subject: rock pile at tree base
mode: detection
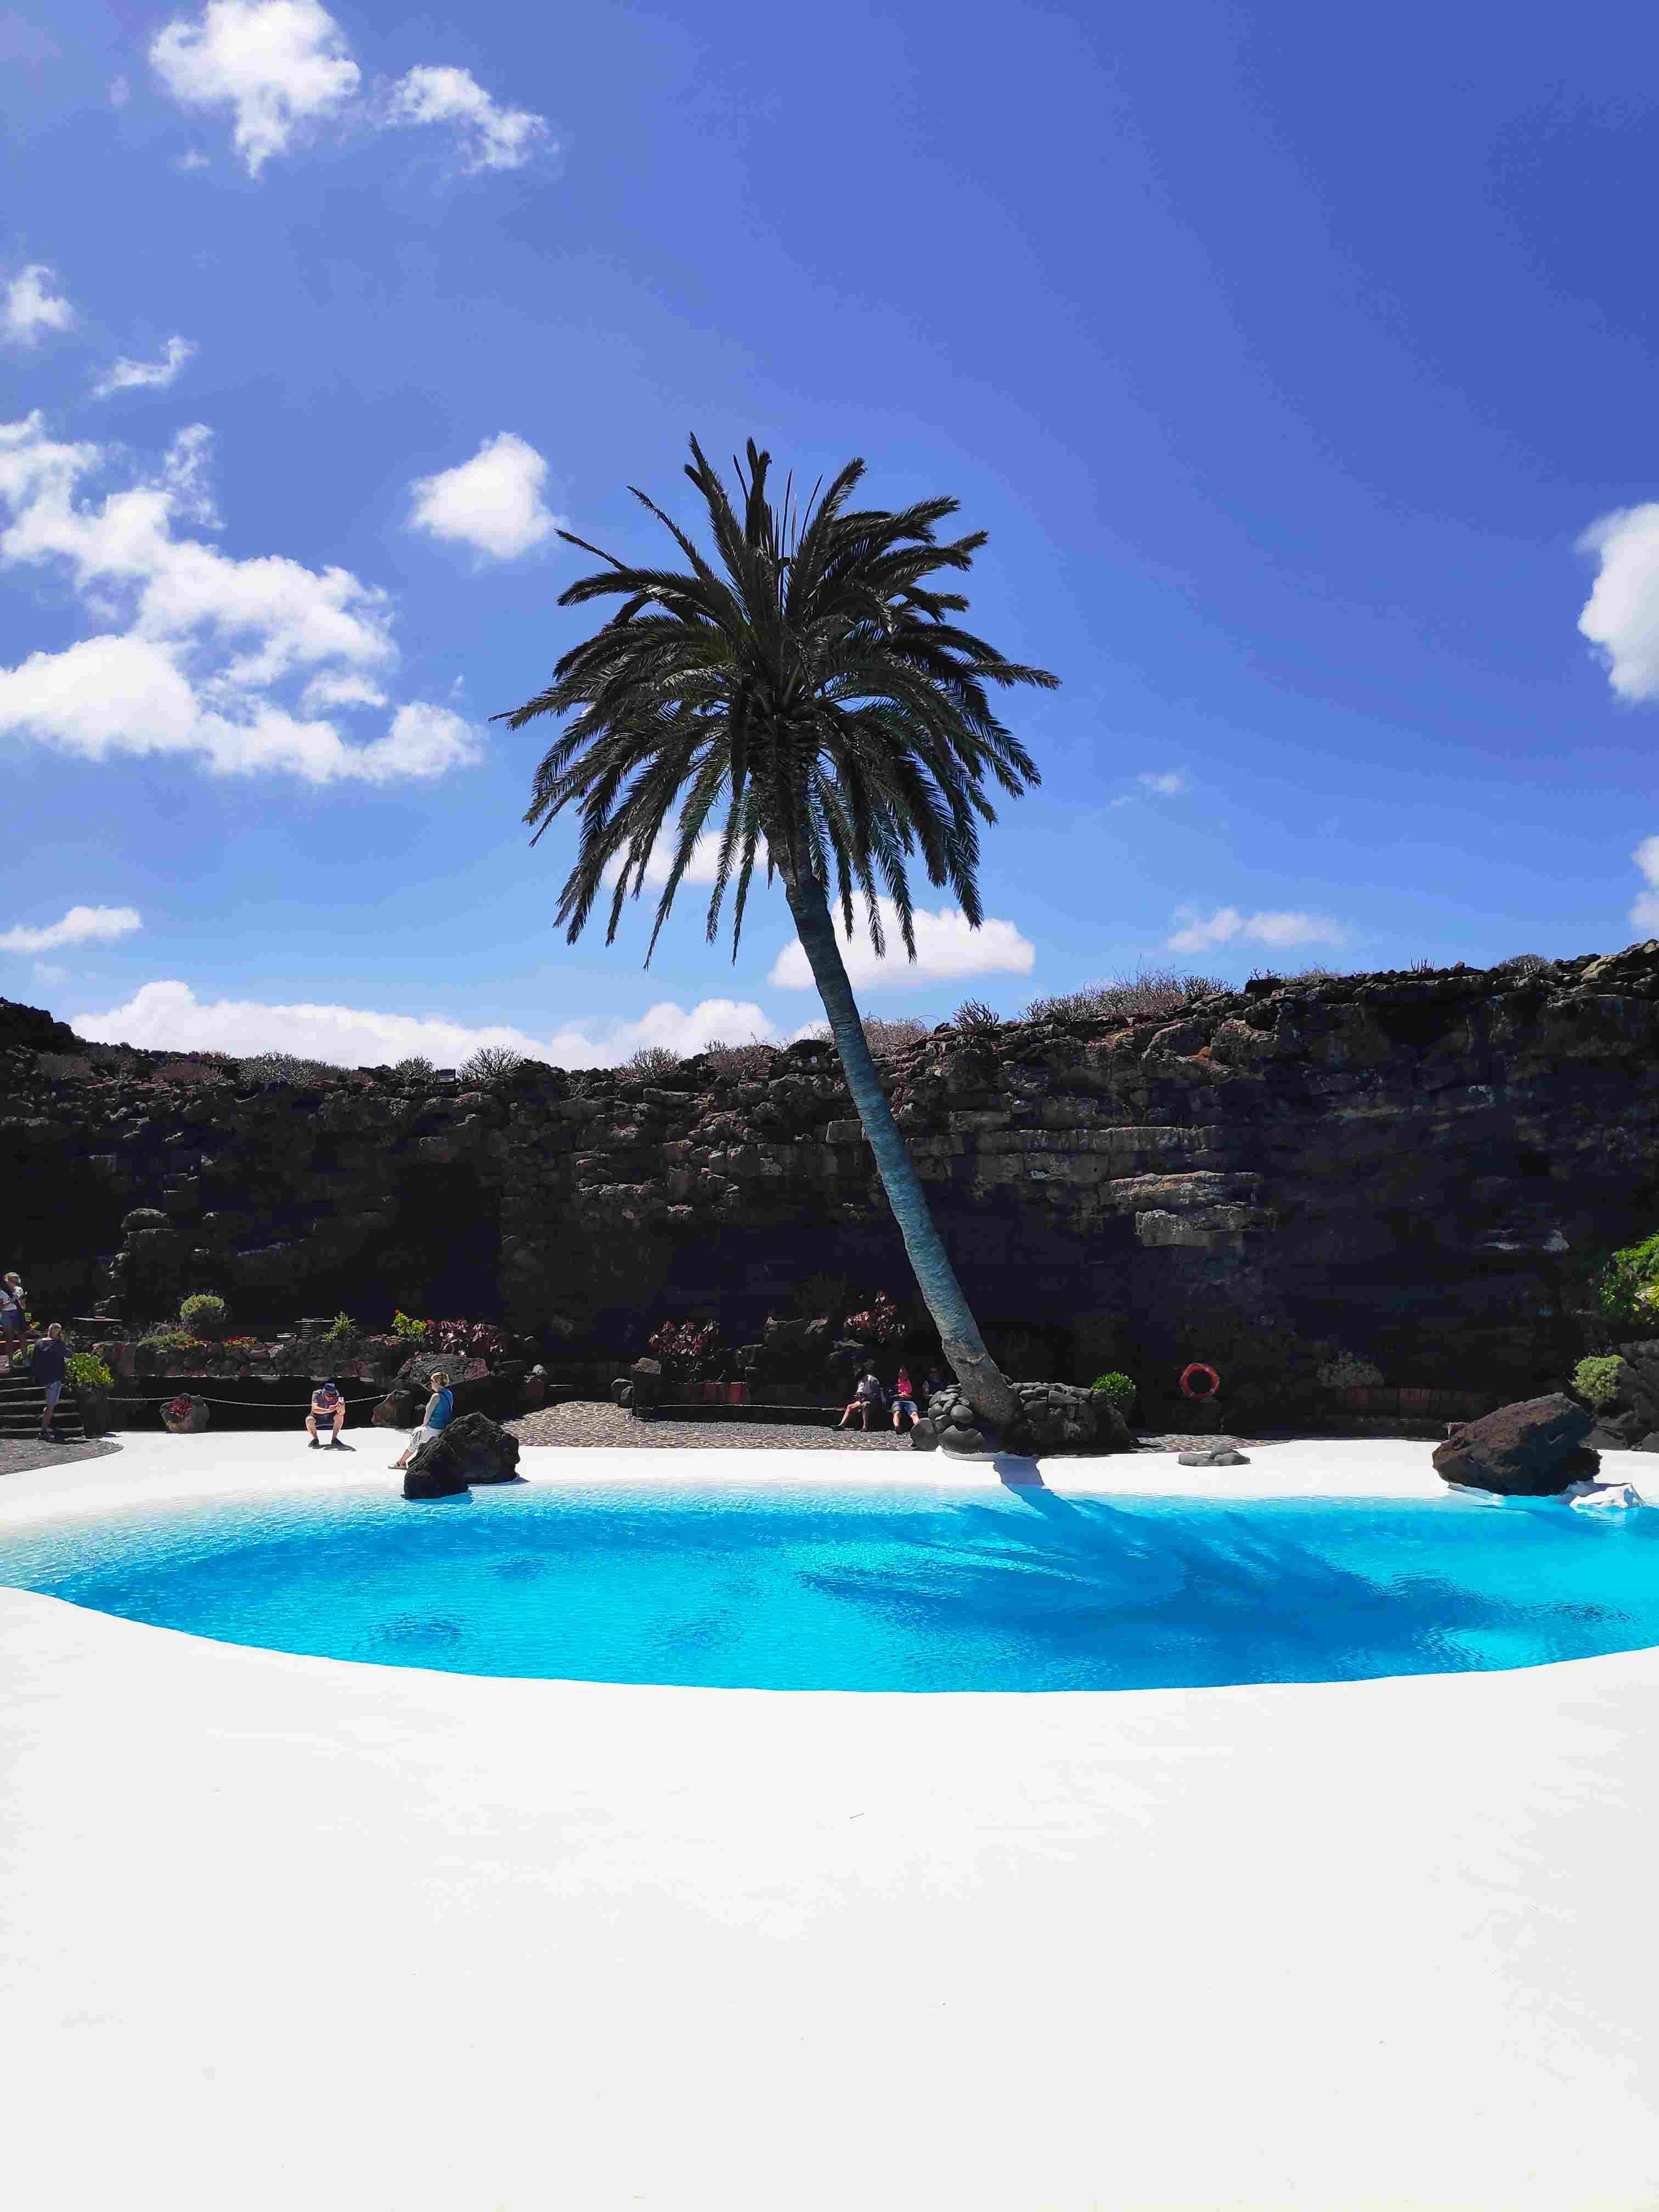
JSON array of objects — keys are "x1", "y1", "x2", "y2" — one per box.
[{"x1": 909, "y1": 1381, "x2": 1135, "y2": 1459}]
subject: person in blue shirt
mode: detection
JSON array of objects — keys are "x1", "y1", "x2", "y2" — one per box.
[
  {"x1": 392, "y1": 1368, "x2": 454, "y2": 1470},
  {"x1": 32, "y1": 1323, "x2": 69, "y2": 1441}
]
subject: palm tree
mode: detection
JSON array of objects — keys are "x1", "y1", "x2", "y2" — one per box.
[{"x1": 496, "y1": 438, "x2": 1057, "y2": 1439}]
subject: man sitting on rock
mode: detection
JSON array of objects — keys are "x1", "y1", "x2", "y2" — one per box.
[
  {"x1": 837, "y1": 1369, "x2": 885, "y2": 1431},
  {"x1": 392, "y1": 1368, "x2": 454, "y2": 1471},
  {"x1": 307, "y1": 1380, "x2": 347, "y2": 1449}
]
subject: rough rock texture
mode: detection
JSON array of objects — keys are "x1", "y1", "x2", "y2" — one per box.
[
  {"x1": 6, "y1": 942, "x2": 1659, "y2": 1417},
  {"x1": 1581, "y1": 1342, "x2": 1659, "y2": 1451},
  {"x1": 910, "y1": 1380, "x2": 1135, "y2": 1458},
  {"x1": 405, "y1": 1410, "x2": 521, "y2": 1489},
  {"x1": 403, "y1": 1454, "x2": 467, "y2": 1500},
  {"x1": 1177, "y1": 1447, "x2": 1250, "y2": 1466},
  {"x1": 1432, "y1": 1392, "x2": 1600, "y2": 1495}
]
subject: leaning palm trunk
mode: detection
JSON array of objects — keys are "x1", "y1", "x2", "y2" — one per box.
[
  {"x1": 786, "y1": 874, "x2": 1021, "y2": 1434},
  {"x1": 499, "y1": 437, "x2": 1058, "y2": 1446}
]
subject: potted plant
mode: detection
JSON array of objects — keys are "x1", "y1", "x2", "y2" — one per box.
[
  {"x1": 161, "y1": 1391, "x2": 210, "y2": 1435},
  {"x1": 66, "y1": 1351, "x2": 115, "y2": 1436}
]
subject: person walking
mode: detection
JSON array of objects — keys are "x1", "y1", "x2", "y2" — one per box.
[
  {"x1": 1, "y1": 1272, "x2": 26, "y2": 1348},
  {"x1": 306, "y1": 1380, "x2": 347, "y2": 1449},
  {"x1": 392, "y1": 1368, "x2": 455, "y2": 1470},
  {"x1": 32, "y1": 1322, "x2": 68, "y2": 1442},
  {"x1": 890, "y1": 1365, "x2": 919, "y2": 1432}
]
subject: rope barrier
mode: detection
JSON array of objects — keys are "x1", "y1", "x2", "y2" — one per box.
[{"x1": 121, "y1": 1390, "x2": 392, "y2": 1408}]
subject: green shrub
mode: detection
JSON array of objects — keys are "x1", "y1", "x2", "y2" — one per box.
[
  {"x1": 1090, "y1": 1372, "x2": 1137, "y2": 1411},
  {"x1": 1595, "y1": 1233, "x2": 1659, "y2": 1327},
  {"x1": 1316, "y1": 1350, "x2": 1385, "y2": 1390},
  {"x1": 392, "y1": 1310, "x2": 430, "y2": 1339},
  {"x1": 179, "y1": 1293, "x2": 229, "y2": 1333},
  {"x1": 66, "y1": 1352, "x2": 113, "y2": 1390},
  {"x1": 1573, "y1": 1355, "x2": 1628, "y2": 1411},
  {"x1": 140, "y1": 1326, "x2": 196, "y2": 1352},
  {"x1": 323, "y1": 1310, "x2": 357, "y2": 1345}
]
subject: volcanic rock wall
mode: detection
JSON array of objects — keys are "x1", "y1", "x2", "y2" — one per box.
[{"x1": 4, "y1": 940, "x2": 1657, "y2": 1419}]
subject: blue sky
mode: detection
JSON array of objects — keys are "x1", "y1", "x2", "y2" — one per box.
[{"x1": 4, "y1": 0, "x2": 1659, "y2": 1067}]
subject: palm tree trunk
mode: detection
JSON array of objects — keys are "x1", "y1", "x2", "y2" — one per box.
[{"x1": 783, "y1": 874, "x2": 1022, "y2": 1436}]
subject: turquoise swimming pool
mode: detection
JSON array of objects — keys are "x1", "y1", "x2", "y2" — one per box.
[{"x1": 1, "y1": 1480, "x2": 1652, "y2": 1691}]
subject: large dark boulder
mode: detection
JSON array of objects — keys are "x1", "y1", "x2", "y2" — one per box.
[
  {"x1": 1432, "y1": 1392, "x2": 1600, "y2": 1496},
  {"x1": 405, "y1": 1410, "x2": 521, "y2": 1493},
  {"x1": 403, "y1": 1454, "x2": 467, "y2": 1499}
]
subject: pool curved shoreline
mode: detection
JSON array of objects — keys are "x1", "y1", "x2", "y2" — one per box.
[{"x1": 5, "y1": 1434, "x2": 1659, "y2": 2210}]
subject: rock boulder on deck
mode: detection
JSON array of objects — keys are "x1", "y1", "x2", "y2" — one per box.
[{"x1": 1431, "y1": 1392, "x2": 1599, "y2": 1496}]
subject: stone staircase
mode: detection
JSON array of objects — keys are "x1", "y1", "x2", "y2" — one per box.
[{"x1": 0, "y1": 1369, "x2": 86, "y2": 1442}]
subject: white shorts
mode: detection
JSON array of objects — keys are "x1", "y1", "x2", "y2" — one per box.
[{"x1": 408, "y1": 1424, "x2": 438, "y2": 1450}]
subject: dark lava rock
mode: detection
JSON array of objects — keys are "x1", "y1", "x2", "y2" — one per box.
[
  {"x1": 405, "y1": 1410, "x2": 521, "y2": 1493},
  {"x1": 910, "y1": 1380, "x2": 1133, "y2": 1458},
  {"x1": 374, "y1": 1387, "x2": 419, "y2": 1428},
  {"x1": 403, "y1": 1454, "x2": 468, "y2": 1499},
  {"x1": 1432, "y1": 1392, "x2": 1600, "y2": 1496}
]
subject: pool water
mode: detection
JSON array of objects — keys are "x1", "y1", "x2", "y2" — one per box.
[{"x1": 2, "y1": 1481, "x2": 1655, "y2": 1691}]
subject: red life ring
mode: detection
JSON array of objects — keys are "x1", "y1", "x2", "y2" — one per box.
[{"x1": 1179, "y1": 1362, "x2": 1221, "y2": 1400}]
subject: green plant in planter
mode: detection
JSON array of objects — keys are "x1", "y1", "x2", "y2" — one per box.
[
  {"x1": 1090, "y1": 1372, "x2": 1137, "y2": 1413},
  {"x1": 66, "y1": 1352, "x2": 114, "y2": 1390},
  {"x1": 179, "y1": 1293, "x2": 229, "y2": 1334},
  {"x1": 392, "y1": 1310, "x2": 430, "y2": 1339},
  {"x1": 324, "y1": 1310, "x2": 357, "y2": 1346},
  {"x1": 140, "y1": 1326, "x2": 197, "y2": 1353},
  {"x1": 1573, "y1": 1355, "x2": 1627, "y2": 1411}
]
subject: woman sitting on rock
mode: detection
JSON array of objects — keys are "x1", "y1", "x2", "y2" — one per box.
[
  {"x1": 392, "y1": 1368, "x2": 455, "y2": 1471},
  {"x1": 890, "y1": 1367, "x2": 919, "y2": 1431}
]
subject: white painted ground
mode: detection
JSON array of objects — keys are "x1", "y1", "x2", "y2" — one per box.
[{"x1": 3, "y1": 1432, "x2": 1658, "y2": 2211}]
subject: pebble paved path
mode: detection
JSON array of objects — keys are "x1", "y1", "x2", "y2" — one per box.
[
  {"x1": 0, "y1": 1437, "x2": 122, "y2": 1479},
  {"x1": 507, "y1": 1402, "x2": 1258, "y2": 1455}
]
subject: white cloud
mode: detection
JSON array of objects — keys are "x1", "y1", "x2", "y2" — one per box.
[
  {"x1": 92, "y1": 336, "x2": 198, "y2": 399},
  {"x1": 149, "y1": 0, "x2": 360, "y2": 175},
  {"x1": 1580, "y1": 507, "x2": 1659, "y2": 703},
  {"x1": 69, "y1": 980, "x2": 788, "y2": 1070},
  {"x1": 1632, "y1": 835, "x2": 1659, "y2": 935},
  {"x1": 3, "y1": 264, "x2": 73, "y2": 347},
  {"x1": 0, "y1": 411, "x2": 483, "y2": 784},
  {"x1": 769, "y1": 901, "x2": 1036, "y2": 991},
  {"x1": 1137, "y1": 769, "x2": 1188, "y2": 797},
  {"x1": 174, "y1": 150, "x2": 211, "y2": 172},
  {"x1": 1165, "y1": 905, "x2": 1348, "y2": 954},
  {"x1": 408, "y1": 433, "x2": 559, "y2": 562},
  {"x1": 148, "y1": 4, "x2": 552, "y2": 181},
  {"x1": 384, "y1": 64, "x2": 552, "y2": 173},
  {"x1": 0, "y1": 904, "x2": 142, "y2": 955}
]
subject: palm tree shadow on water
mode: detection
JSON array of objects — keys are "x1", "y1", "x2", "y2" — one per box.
[{"x1": 795, "y1": 1469, "x2": 1637, "y2": 1688}]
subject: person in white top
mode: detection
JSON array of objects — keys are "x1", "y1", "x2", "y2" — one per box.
[{"x1": 0, "y1": 1272, "x2": 26, "y2": 1346}]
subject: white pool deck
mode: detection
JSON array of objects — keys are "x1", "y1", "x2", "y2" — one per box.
[{"x1": 3, "y1": 1434, "x2": 1658, "y2": 2212}]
